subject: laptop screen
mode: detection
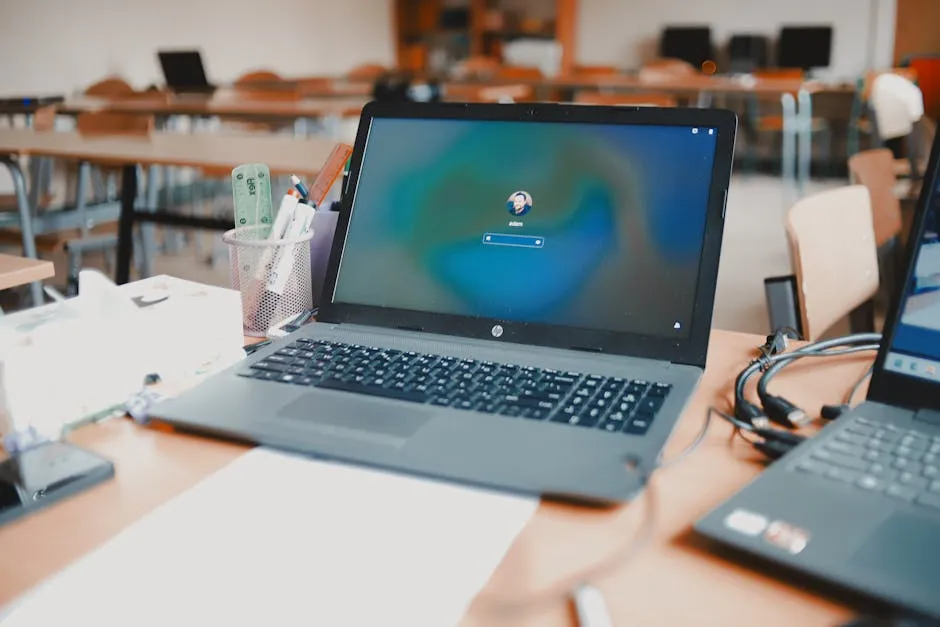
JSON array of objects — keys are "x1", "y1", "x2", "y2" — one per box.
[
  {"x1": 332, "y1": 116, "x2": 719, "y2": 340},
  {"x1": 884, "y1": 175, "x2": 940, "y2": 382}
]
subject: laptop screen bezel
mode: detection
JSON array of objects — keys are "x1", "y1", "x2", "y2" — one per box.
[
  {"x1": 318, "y1": 101, "x2": 736, "y2": 369},
  {"x1": 868, "y1": 131, "x2": 940, "y2": 411}
]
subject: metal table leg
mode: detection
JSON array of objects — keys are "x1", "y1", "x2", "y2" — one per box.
[
  {"x1": 139, "y1": 164, "x2": 159, "y2": 279},
  {"x1": 0, "y1": 156, "x2": 43, "y2": 306},
  {"x1": 116, "y1": 164, "x2": 138, "y2": 285},
  {"x1": 797, "y1": 89, "x2": 813, "y2": 197},
  {"x1": 781, "y1": 93, "x2": 797, "y2": 210}
]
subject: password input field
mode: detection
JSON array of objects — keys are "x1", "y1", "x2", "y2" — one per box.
[{"x1": 482, "y1": 233, "x2": 545, "y2": 248}]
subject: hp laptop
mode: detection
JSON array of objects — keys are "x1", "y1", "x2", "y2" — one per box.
[
  {"x1": 696, "y1": 131, "x2": 940, "y2": 619},
  {"x1": 152, "y1": 102, "x2": 736, "y2": 504},
  {"x1": 157, "y1": 50, "x2": 216, "y2": 95}
]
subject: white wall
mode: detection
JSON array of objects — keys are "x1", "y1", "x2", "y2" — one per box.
[
  {"x1": 0, "y1": 0, "x2": 395, "y2": 96},
  {"x1": 576, "y1": 0, "x2": 897, "y2": 79}
]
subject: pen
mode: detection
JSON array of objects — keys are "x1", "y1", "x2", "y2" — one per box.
[
  {"x1": 571, "y1": 584, "x2": 613, "y2": 627},
  {"x1": 290, "y1": 174, "x2": 309, "y2": 201}
]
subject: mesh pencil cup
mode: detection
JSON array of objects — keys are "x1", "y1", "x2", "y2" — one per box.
[{"x1": 223, "y1": 225, "x2": 314, "y2": 336}]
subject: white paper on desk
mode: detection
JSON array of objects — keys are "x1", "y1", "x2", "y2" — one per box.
[{"x1": 1, "y1": 448, "x2": 538, "y2": 627}]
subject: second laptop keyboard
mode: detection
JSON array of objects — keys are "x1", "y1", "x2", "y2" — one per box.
[{"x1": 240, "y1": 338, "x2": 673, "y2": 436}]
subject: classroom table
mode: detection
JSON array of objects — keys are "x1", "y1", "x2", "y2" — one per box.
[
  {"x1": 0, "y1": 129, "x2": 337, "y2": 292},
  {"x1": 442, "y1": 73, "x2": 854, "y2": 199},
  {"x1": 0, "y1": 329, "x2": 874, "y2": 626},
  {"x1": 58, "y1": 91, "x2": 368, "y2": 123},
  {"x1": 0, "y1": 253, "x2": 53, "y2": 291}
]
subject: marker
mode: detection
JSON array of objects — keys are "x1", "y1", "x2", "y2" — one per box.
[
  {"x1": 290, "y1": 174, "x2": 309, "y2": 201},
  {"x1": 253, "y1": 188, "x2": 301, "y2": 281},
  {"x1": 265, "y1": 202, "x2": 316, "y2": 296}
]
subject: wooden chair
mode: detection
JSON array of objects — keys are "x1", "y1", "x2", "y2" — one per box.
[
  {"x1": 786, "y1": 186, "x2": 879, "y2": 340},
  {"x1": 849, "y1": 148, "x2": 909, "y2": 307},
  {"x1": 234, "y1": 70, "x2": 283, "y2": 86},
  {"x1": 574, "y1": 92, "x2": 677, "y2": 107},
  {"x1": 76, "y1": 112, "x2": 154, "y2": 137},
  {"x1": 84, "y1": 76, "x2": 135, "y2": 98},
  {"x1": 848, "y1": 149, "x2": 903, "y2": 248},
  {"x1": 346, "y1": 64, "x2": 388, "y2": 81}
]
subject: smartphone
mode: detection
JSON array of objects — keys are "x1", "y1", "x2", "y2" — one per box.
[{"x1": 0, "y1": 441, "x2": 115, "y2": 527}]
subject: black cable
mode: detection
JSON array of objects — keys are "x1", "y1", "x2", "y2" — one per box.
[
  {"x1": 736, "y1": 333, "x2": 881, "y2": 428},
  {"x1": 656, "y1": 405, "x2": 715, "y2": 469},
  {"x1": 847, "y1": 365, "x2": 875, "y2": 405},
  {"x1": 756, "y1": 342, "x2": 880, "y2": 428}
]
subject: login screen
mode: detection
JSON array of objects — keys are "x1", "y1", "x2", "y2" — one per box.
[{"x1": 332, "y1": 117, "x2": 719, "y2": 339}]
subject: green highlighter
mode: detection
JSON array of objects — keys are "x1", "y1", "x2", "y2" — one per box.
[{"x1": 231, "y1": 163, "x2": 275, "y2": 236}]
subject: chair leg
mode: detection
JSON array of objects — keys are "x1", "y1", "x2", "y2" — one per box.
[
  {"x1": 0, "y1": 156, "x2": 43, "y2": 306},
  {"x1": 849, "y1": 299, "x2": 877, "y2": 334}
]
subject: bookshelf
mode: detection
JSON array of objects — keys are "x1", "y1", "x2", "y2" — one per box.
[{"x1": 394, "y1": 0, "x2": 577, "y2": 75}]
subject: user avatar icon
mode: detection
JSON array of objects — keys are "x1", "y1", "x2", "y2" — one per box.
[{"x1": 506, "y1": 191, "x2": 533, "y2": 216}]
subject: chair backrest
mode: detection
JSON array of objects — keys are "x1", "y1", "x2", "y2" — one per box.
[
  {"x1": 786, "y1": 185, "x2": 879, "y2": 340},
  {"x1": 346, "y1": 63, "x2": 388, "y2": 81},
  {"x1": 76, "y1": 112, "x2": 154, "y2": 137},
  {"x1": 234, "y1": 70, "x2": 283, "y2": 86},
  {"x1": 847, "y1": 148, "x2": 903, "y2": 247},
  {"x1": 84, "y1": 76, "x2": 135, "y2": 98},
  {"x1": 232, "y1": 70, "x2": 300, "y2": 102},
  {"x1": 574, "y1": 91, "x2": 677, "y2": 107}
]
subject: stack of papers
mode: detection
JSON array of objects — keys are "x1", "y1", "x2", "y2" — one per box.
[{"x1": 1, "y1": 448, "x2": 538, "y2": 626}]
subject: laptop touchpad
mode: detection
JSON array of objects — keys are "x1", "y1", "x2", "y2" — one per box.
[
  {"x1": 277, "y1": 393, "x2": 430, "y2": 441},
  {"x1": 849, "y1": 512, "x2": 940, "y2": 583}
]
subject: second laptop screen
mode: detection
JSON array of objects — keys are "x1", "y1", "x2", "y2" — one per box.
[{"x1": 333, "y1": 117, "x2": 719, "y2": 340}]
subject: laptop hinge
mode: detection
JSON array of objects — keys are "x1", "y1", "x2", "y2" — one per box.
[
  {"x1": 569, "y1": 346, "x2": 604, "y2": 354},
  {"x1": 914, "y1": 408, "x2": 940, "y2": 427}
]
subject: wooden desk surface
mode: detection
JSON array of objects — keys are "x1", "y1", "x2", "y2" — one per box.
[
  {"x1": 0, "y1": 329, "x2": 871, "y2": 625},
  {"x1": 0, "y1": 129, "x2": 336, "y2": 176},
  {"x1": 442, "y1": 73, "x2": 855, "y2": 98},
  {"x1": 0, "y1": 253, "x2": 54, "y2": 290},
  {"x1": 59, "y1": 91, "x2": 368, "y2": 120}
]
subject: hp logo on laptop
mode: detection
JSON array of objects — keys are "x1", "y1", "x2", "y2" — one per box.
[{"x1": 491, "y1": 324, "x2": 504, "y2": 338}]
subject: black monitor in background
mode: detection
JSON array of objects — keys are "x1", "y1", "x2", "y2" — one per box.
[
  {"x1": 777, "y1": 26, "x2": 833, "y2": 70},
  {"x1": 659, "y1": 26, "x2": 714, "y2": 70},
  {"x1": 157, "y1": 50, "x2": 216, "y2": 94},
  {"x1": 727, "y1": 34, "x2": 769, "y2": 73}
]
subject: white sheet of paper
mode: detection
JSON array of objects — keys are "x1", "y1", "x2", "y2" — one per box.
[{"x1": 1, "y1": 448, "x2": 538, "y2": 627}]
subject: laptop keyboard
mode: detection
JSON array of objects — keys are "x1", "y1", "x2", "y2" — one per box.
[
  {"x1": 792, "y1": 417, "x2": 940, "y2": 512},
  {"x1": 240, "y1": 338, "x2": 673, "y2": 435}
]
